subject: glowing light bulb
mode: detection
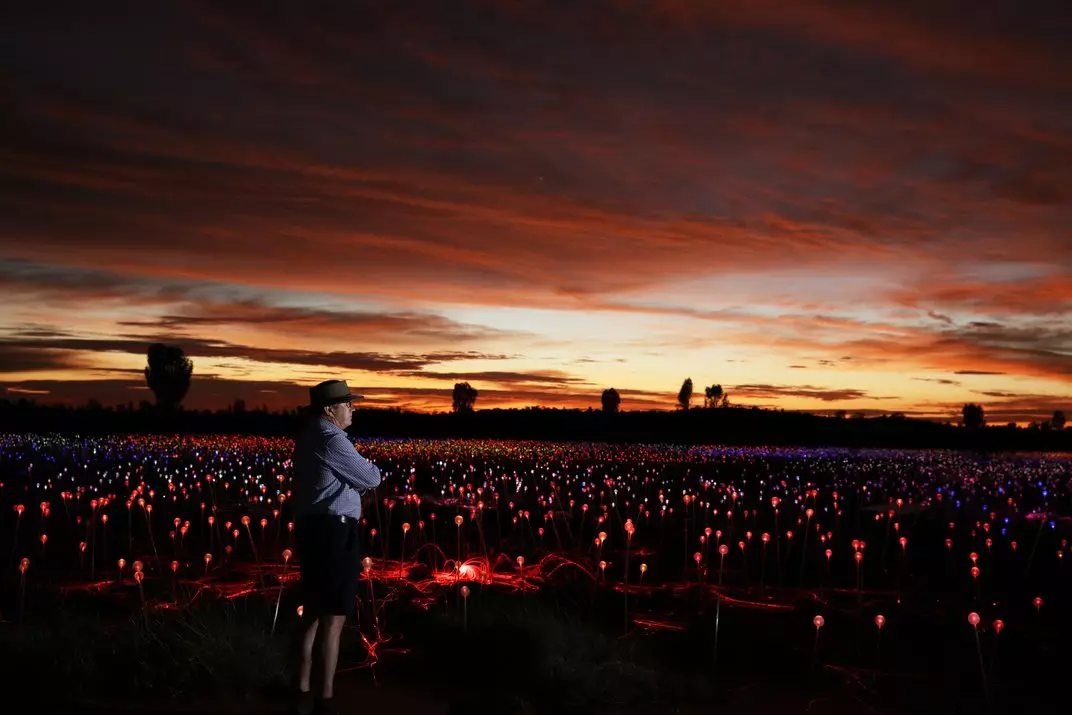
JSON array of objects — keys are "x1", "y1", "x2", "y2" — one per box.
[
  {"x1": 460, "y1": 585, "x2": 470, "y2": 599},
  {"x1": 993, "y1": 619, "x2": 1004, "y2": 634},
  {"x1": 718, "y1": 544, "x2": 729, "y2": 556},
  {"x1": 874, "y1": 614, "x2": 885, "y2": 629},
  {"x1": 968, "y1": 612, "x2": 980, "y2": 627},
  {"x1": 1033, "y1": 596, "x2": 1043, "y2": 612},
  {"x1": 813, "y1": 615, "x2": 824, "y2": 629},
  {"x1": 282, "y1": 549, "x2": 292, "y2": 563}
]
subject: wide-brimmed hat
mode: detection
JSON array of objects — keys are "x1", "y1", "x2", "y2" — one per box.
[{"x1": 309, "y1": 380, "x2": 364, "y2": 408}]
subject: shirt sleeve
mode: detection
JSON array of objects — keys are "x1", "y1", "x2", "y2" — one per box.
[{"x1": 324, "y1": 433, "x2": 382, "y2": 491}]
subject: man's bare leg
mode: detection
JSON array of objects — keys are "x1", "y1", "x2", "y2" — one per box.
[
  {"x1": 296, "y1": 612, "x2": 320, "y2": 693},
  {"x1": 317, "y1": 615, "x2": 347, "y2": 699}
]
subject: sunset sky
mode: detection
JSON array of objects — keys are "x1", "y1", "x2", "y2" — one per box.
[{"x1": 2, "y1": 1, "x2": 1070, "y2": 424}]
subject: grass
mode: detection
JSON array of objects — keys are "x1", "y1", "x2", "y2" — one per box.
[{"x1": 0, "y1": 591, "x2": 288, "y2": 705}]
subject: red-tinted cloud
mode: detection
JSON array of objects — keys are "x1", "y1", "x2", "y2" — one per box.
[{"x1": 2, "y1": 1, "x2": 1070, "y2": 421}]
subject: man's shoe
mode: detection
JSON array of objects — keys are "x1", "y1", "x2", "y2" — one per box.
[
  {"x1": 311, "y1": 697, "x2": 341, "y2": 715},
  {"x1": 291, "y1": 690, "x2": 314, "y2": 715}
]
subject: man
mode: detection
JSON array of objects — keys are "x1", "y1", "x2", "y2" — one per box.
[{"x1": 290, "y1": 379, "x2": 382, "y2": 715}]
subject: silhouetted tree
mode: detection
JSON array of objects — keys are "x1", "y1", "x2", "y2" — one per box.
[
  {"x1": 962, "y1": 402, "x2": 985, "y2": 429},
  {"x1": 1053, "y1": 410, "x2": 1066, "y2": 431},
  {"x1": 601, "y1": 388, "x2": 621, "y2": 413},
  {"x1": 678, "y1": 378, "x2": 693, "y2": 410},
  {"x1": 144, "y1": 343, "x2": 193, "y2": 410},
  {"x1": 452, "y1": 382, "x2": 478, "y2": 413},
  {"x1": 704, "y1": 384, "x2": 723, "y2": 409}
]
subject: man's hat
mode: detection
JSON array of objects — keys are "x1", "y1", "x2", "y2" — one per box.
[{"x1": 309, "y1": 380, "x2": 364, "y2": 408}]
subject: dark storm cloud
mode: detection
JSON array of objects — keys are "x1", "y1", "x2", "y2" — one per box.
[
  {"x1": 2, "y1": 0, "x2": 1071, "y2": 413},
  {"x1": 0, "y1": 335, "x2": 514, "y2": 375},
  {"x1": 3, "y1": 0, "x2": 1069, "y2": 301}
]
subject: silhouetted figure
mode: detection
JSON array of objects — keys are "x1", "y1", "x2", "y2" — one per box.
[
  {"x1": 601, "y1": 388, "x2": 621, "y2": 413},
  {"x1": 452, "y1": 382, "x2": 478, "y2": 413},
  {"x1": 962, "y1": 402, "x2": 985, "y2": 429},
  {"x1": 677, "y1": 378, "x2": 693, "y2": 410},
  {"x1": 291, "y1": 380, "x2": 380, "y2": 715},
  {"x1": 144, "y1": 343, "x2": 193, "y2": 410},
  {"x1": 1053, "y1": 410, "x2": 1066, "y2": 431}
]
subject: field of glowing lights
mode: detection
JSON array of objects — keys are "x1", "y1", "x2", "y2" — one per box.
[{"x1": 1, "y1": 434, "x2": 1070, "y2": 714}]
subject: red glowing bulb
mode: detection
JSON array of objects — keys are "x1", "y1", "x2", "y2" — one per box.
[
  {"x1": 1033, "y1": 596, "x2": 1043, "y2": 611},
  {"x1": 855, "y1": 552, "x2": 863, "y2": 563},
  {"x1": 694, "y1": 552, "x2": 702, "y2": 564},
  {"x1": 874, "y1": 614, "x2": 885, "y2": 629},
  {"x1": 970, "y1": 566, "x2": 980, "y2": 579},
  {"x1": 813, "y1": 615, "x2": 824, "y2": 629},
  {"x1": 968, "y1": 612, "x2": 980, "y2": 627},
  {"x1": 993, "y1": 619, "x2": 1004, "y2": 634},
  {"x1": 825, "y1": 548, "x2": 832, "y2": 560},
  {"x1": 761, "y1": 533, "x2": 770, "y2": 543},
  {"x1": 718, "y1": 544, "x2": 729, "y2": 556}
]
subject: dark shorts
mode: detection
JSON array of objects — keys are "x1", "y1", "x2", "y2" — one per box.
[{"x1": 295, "y1": 515, "x2": 361, "y2": 617}]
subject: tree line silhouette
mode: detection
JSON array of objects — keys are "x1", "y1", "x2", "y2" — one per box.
[{"x1": 1, "y1": 343, "x2": 1067, "y2": 451}]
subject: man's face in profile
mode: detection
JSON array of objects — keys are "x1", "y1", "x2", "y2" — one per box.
[{"x1": 326, "y1": 400, "x2": 354, "y2": 429}]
